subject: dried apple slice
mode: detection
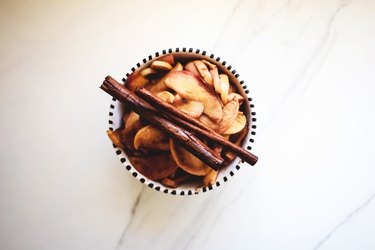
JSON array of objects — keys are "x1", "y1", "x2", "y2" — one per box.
[
  {"x1": 228, "y1": 83, "x2": 236, "y2": 94},
  {"x1": 107, "y1": 129, "x2": 123, "y2": 148},
  {"x1": 129, "y1": 153, "x2": 178, "y2": 181},
  {"x1": 224, "y1": 126, "x2": 248, "y2": 161},
  {"x1": 134, "y1": 125, "x2": 169, "y2": 151},
  {"x1": 158, "y1": 54, "x2": 175, "y2": 65},
  {"x1": 185, "y1": 61, "x2": 200, "y2": 76},
  {"x1": 222, "y1": 113, "x2": 247, "y2": 135},
  {"x1": 124, "y1": 111, "x2": 139, "y2": 130},
  {"x1": 211, "y1": 67, "x2": 221, "y2": 95},
  {"x1": 156, "y1": 91, "x2": 175, "y2": 104},
  {"x1": 121, "y1": 119, "x2": 143, "y2": 150},
  {"x1": 164, "y1": 71, "x2": 223, "y2": 123},
  {"x1": 200, "y1": 60, "x2": 221, "y2": 94},
  {"x1": 199, "y1": 99, "x2": 239, "y2": 134},
  {"x1": 169, "y1": 139, "x2": 211, "y2": 176},
  {"x1": 219, "y1": 74, "x2": 230, "y2": 104},
  {"x1": 203, "y1": 169, "x2": 219, "y2": 186},
  {"x1": 228, "y1": 93, "x2": 244, "y2": 105},
  {"x1": 148, "y1": 62, "x2": 183, "y2": 93},
  {"x1": 161, "y1": 173, "x2": 190, "y2": 188},
  {"x1": 126, "y1": 72, "x2": 149, "y2": 91},
  {"x1": 201, "y1": 59, "x2": 216, "y2": 69},
  {"x1": 174, "y1": 94, "x2": 183, "y2": 102},
  {"x1": 173, "y1": 100, "x2": 204, "y2": 118},
  {"x1": 140, "y1": 67, "x2": 157, "y2": 77},
  {"x1": 194, "y1": 60, "x2": 213, "y2": 87},
  {"x1": 151, "y1": 60, "x2": 173, "y2": 71}
]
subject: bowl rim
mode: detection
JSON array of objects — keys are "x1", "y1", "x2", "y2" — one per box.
[{"x1": 106, "y1": 47, "x2": 257, "y2": 195}]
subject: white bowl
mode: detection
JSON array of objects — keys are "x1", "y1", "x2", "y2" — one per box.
[{"x1": 107, "y1": 48, "x2": 257, "y2": 195}]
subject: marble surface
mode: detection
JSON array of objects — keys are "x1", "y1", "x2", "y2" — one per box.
[{"x1": 1, "y1": 0, "x2": 375, "y2": 249}]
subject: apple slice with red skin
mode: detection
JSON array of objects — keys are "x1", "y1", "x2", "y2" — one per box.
[
  {"x1": 164, "y1": 70, "x2": 223, "y2": 123},
  {"x1": 148, "y1": 62, "x2": 183, "y2": 93},
  {"x1": 199, "y1": 99, "x2": 239, "y2": 134},
  {"x1": 185, "y1": 61, "x2": 200, "y2": 76}
]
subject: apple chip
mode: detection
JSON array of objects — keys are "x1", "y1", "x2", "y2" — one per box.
[
  {"x1": 228, "y1": 93, "x2": 244, "y2": 105},
  {"x1": 194, "y1": 60, "x2": 213, "y2": 87},
  {"x1": 185, "y1": 61, "x2": 200, "y2": 76},
  {"x1": 199, "y1": 99, "x2": 239, "y2": 134},
  {"x1": 148, "y1": 62, "x2": 183, "y2": 93},
  {"x1": 219, "y1": 74, "x2": 230, "y2": 104},
  {"x1": 124, "y1": 111, "x2": 140, "y2": 130},
  {"x1": 126, "y1": 72, "x2": 149, "y2": 91},
  {"x1": 129, "y1": 153, "x2": 178, "y2": 181},
  {"x1": 169, "y1": 139, "x2": 211, "y2": 176},
  {"x1": 203, "y1": 169, "x2": 219, "y2": 187},
  {"x1": 134, "y1": 125, "x2": 169, "y2": 151},
  {"x1": 151, "y1": 60, "x2": 173, "y2": 71},
  {"x1": 158, "y1": 54, "x2": 175, "y2": 65},
  {"x1": 121, "y1": 119, "x2": 143, "y2": 150},
  {"x1": 140, "y1": 67, "x2": 157, "y2": 77},
  {"x1": 173, "y1": 100, "x2": 204, "y2": 118},
  {"x1": 222, "y1": 113, "x2": 247, "y2": 135},
  {"x1": 156, "y1": 91, "x2": 175, "y2": 104},
  {"x1": 107, "y1": 129, "x2": 123, "y2": 148},
  {"x1": 164, "y1": 70, "x2": 223, "y2": 123}
]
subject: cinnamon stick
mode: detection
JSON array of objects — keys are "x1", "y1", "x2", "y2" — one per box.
[
  {"x1": 101, "y1": 76, "x2": 223, "y2": 170},
  {"x1": 135, "y1": 87, "x2": 258, "y2": 166}
]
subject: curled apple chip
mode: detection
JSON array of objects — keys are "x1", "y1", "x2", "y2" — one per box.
[
  {"x1": 173, "y1": 100, "x2": 204, "y2": 118},
  {"x1": 174, "y1": 94, "x2": 183, "y2": 102},
  {"x1": 222, "y1": 113, "x2": 247, "y2": 135},
  {"x1": 140, "y1": 67, "x2": 157, "y2": 77},
  {"x1": 126, "y1": 72, "x2": 149, "y2": 91},
  {"x1": 151, "y1": 60, "x2": 173, "y2": 71},
  {"x1": 210, "y1": 67, "x2": 221, "y2": 95},
  {"x1": 121, "y1": 119, "x2": 143, "y2": 150},
  {"x1": 199, "y1": 99, "x2": 239, "y2": 134},
  {"x1": 194, "y1": 60, "x2": 213, "y2": 87},
  {"x1": 148, "y1": 62, "x2": 183, "y2": 93},
  {"x1": 185, "y1": 61, "x2": 200, "y2": 76},
  {"x1": 219, "y1": 74, "x2": 230, "y2": 104},
  {"x1": 224, "y1": 126, "x2": 249, "y2": 161},
  {"x1": 164, "y1": 71, "x2": 223, "y2": 123},
  {"x1": 158, "y1": 54, "x2": 175, "y2": 65},
  {"x1": 169, "y1": 139, "x2": 211, "y2": 176},
  {"x1": 129, "y1": 153, "x2": 178, "y2": 181},
  {"x1": 228, "y1": 93, "x2": 244, "y2": 105},
  {"x1": 107, "y1": 129, "x2": 123, "y2": 148},
  {"x1": 203, "y1": 169, "x2": 219, "y2": 187},
  {"x1": 156, "y1": 91, "x2": 175, "y2": 104},
  {"x1": 124, "y1": 111, "x2": 140, "y2": 130},
  {"x1": 134, "y1": 125, "x2": 169, "y2": 151}
]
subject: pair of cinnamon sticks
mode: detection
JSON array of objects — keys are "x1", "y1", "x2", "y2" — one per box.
[{"x1": 101, "y1": 76, "x2": 258, "y2": 171}]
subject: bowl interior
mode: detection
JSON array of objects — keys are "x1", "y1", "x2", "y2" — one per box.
[{"x1": 108, "y1": 50, "x2": 256, "y2": 195}]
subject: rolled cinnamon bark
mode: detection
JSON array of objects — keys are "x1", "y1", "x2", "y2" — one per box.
[
  {"x1": 135, "y1": 87, "x2": 258, "y2": 166},
  {"x1": 101, "y1": 76, "x2": 223, "y2": 170}
]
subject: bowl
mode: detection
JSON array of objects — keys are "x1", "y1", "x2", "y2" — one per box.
[{"x1": 107, "y1": 48, "x2": 257, "y2": 195}]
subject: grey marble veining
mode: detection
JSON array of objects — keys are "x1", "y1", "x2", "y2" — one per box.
[{"x1": 1, "y1": 0, "x2": 375, "y2": 249}]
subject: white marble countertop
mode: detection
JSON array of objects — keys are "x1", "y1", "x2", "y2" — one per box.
[{"x1": 1, "y1": 0, "x2": 375, "y2": 249}]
